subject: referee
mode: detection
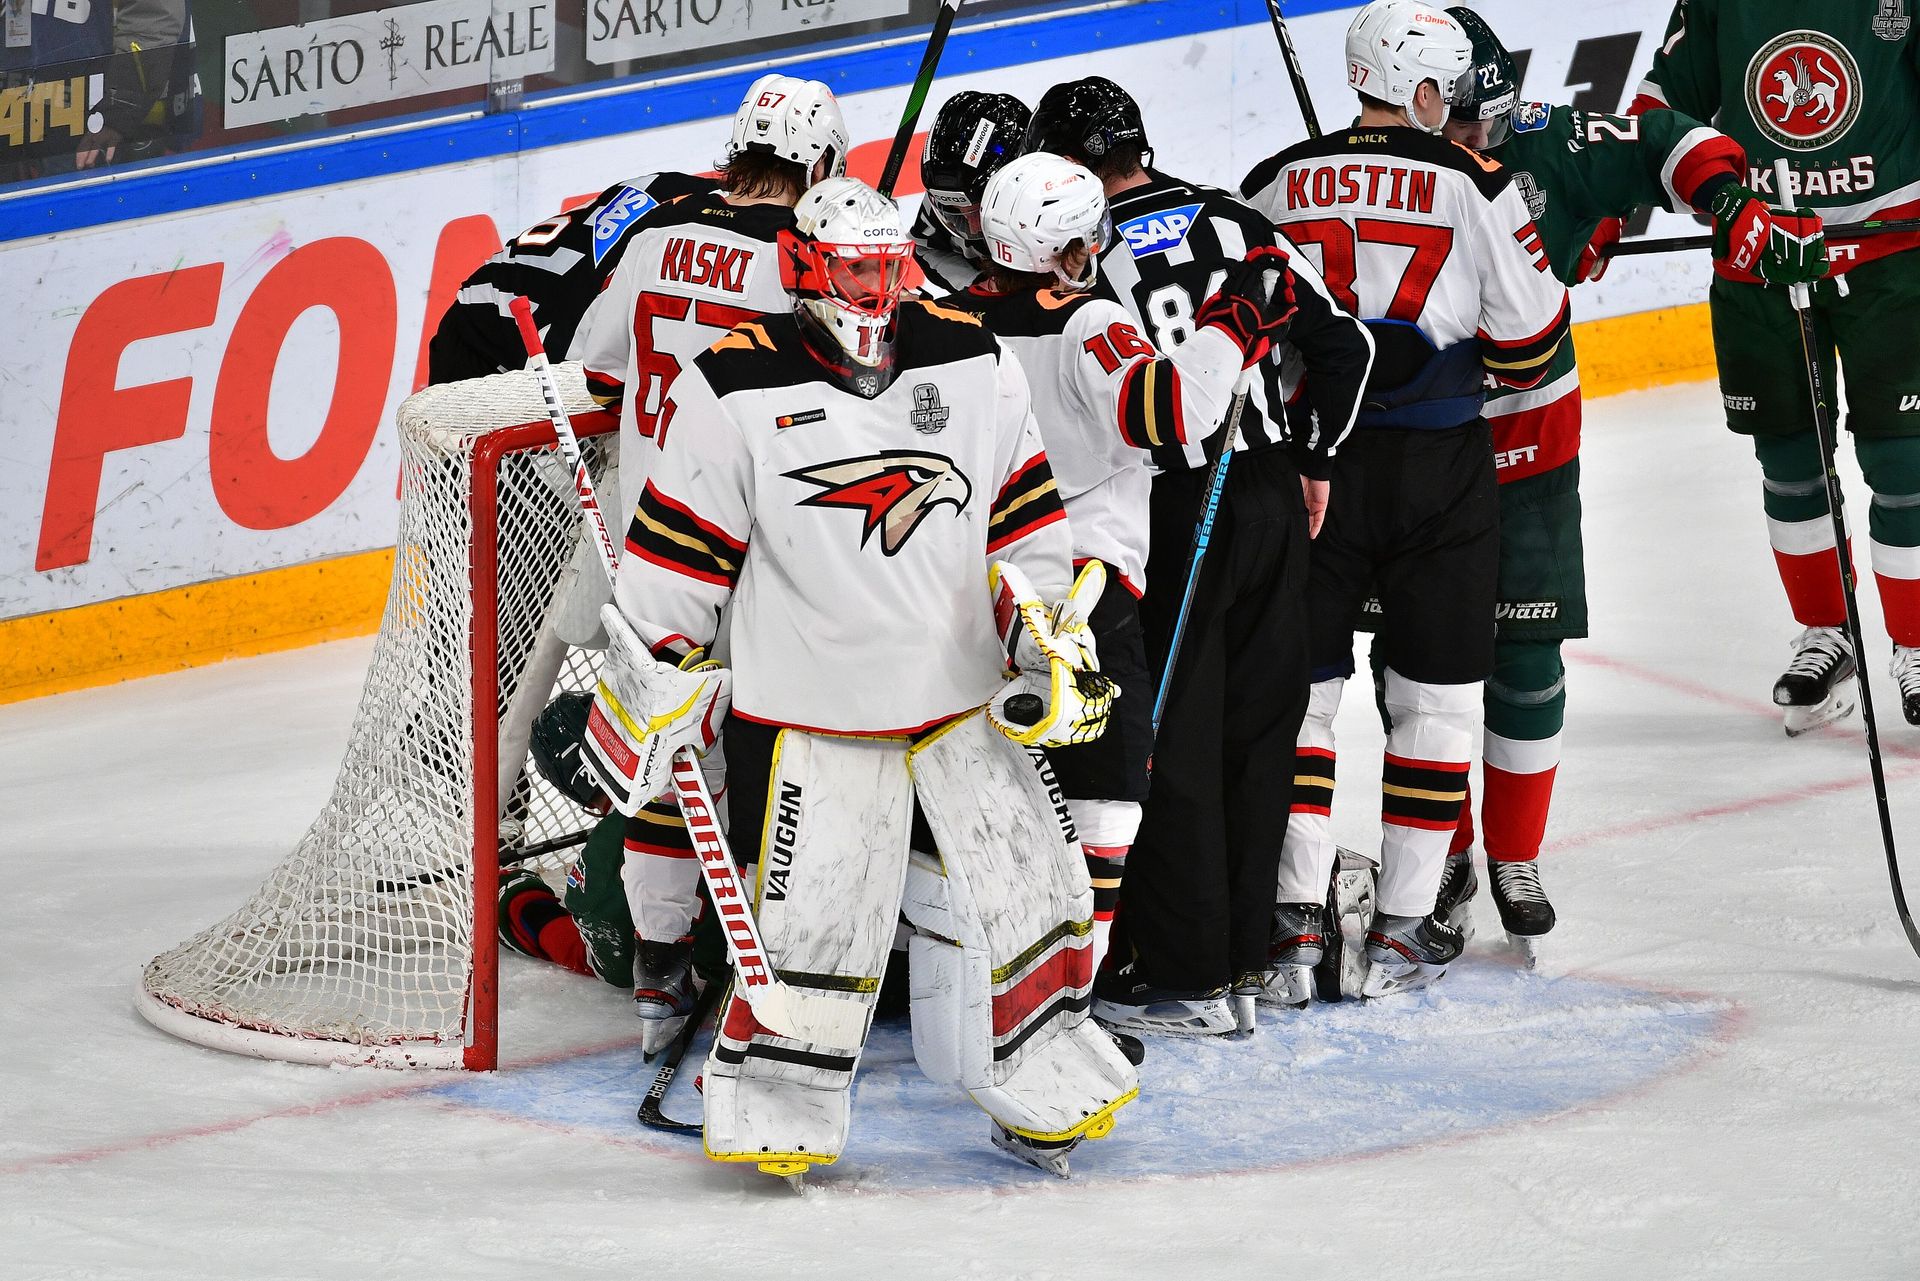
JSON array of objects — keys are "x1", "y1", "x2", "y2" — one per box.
[{"x1": 1026, "y1": 77, "x2": 1374, "y2": 1035}]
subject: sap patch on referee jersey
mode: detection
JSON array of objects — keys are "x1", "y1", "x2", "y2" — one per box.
[
  {"x1": 1117, "y1": 203, "x2": 1205, "y2": 258},
  {"x1": 589, "y1": 185, "x2": 660, "y2": 265}
]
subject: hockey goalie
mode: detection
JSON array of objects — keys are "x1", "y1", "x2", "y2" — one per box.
[{"x1": 578, "y1": 176, "x2": 1138, "y2": 1180}]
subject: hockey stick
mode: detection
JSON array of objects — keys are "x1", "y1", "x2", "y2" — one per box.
[
  {"x1": 498, "y1": 826, "x2": 593, "y2": 866},
  {"x1": 1605, "y1": 216, "x2": 1920, "y2": 260},
  {"x1": 1149, "y1": 271, "x2": 1279, "y2": 740},
  {"x1": 875, "y1": 0, "x2": 964, "y2": 197},
  {"x1": 637, "y1": 978, "x2": 723, "y2": 1133},
  {"x1": 1263, "y1": 0, "x2": 1323, "y2": 138},
  {"x1": 1767, "y1": 162, "x2": 1920, "y2": 962},
  {"x1": 509, "y1": 297, "x2": 873, "y2": 1048}
]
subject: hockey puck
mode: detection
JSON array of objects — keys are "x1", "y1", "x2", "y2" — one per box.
[{"x1": 1003, "y1": 693, "x2": 1044, "y2": 726}]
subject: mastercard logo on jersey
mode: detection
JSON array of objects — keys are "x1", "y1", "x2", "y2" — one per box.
[
  {"x1": 589, "y1": 185, "x2": 661, "y2": 265},
  {"x1": 1117, "y1": 203, "x2": 1205, "y2": 258}
]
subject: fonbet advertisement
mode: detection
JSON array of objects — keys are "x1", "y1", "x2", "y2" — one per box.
[{"x1": 0, "y1": 0, "x2": 1706, "y2": 626}]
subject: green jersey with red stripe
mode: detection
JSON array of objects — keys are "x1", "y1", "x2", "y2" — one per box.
[
  {"x1": 1634, "y1": 0, "x2": 1920, "y2": 272},
  {"x1": 1483, "y1": 102, "x2": 1745, "y2": 480}
]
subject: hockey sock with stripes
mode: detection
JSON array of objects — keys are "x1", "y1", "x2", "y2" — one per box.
[
  {"x1": 501, "y1": 874, "x2": 593, "y2": 977},
  {"x1": 1067, "y1": 798, "x2": 1141, "y2": 974},
  {"x1": 1278, "y1": 677, "x2": 1344, "y2": 904},
  {"x1": 1755, "y1": 432, "x2": 1849, "y2": 627},
  {"x1": 1482, "y1": 639, "x2": 1567, "y2": 864},
  {"x1": 1861, "y1": 435, "x2": 1920, "y2": 646},
  {"x1": 1378, "y1": 671, "x2": 1476, "y2": 916}
]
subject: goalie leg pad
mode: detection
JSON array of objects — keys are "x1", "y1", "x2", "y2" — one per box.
[
  {"x1": 904, "y1": 712, "x2": 1137, "y2": 1144},
  {"x1": 702, "y1": 728, "x2": 913, "y2": 1171}
]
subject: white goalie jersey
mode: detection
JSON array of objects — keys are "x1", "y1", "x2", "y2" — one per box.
[
  {"x1": 613, "y1": 300, "x2": 1073, "y2": 735},
  {"x1": 951, "y1": 284, "x2": 1244, "y2": 596}
]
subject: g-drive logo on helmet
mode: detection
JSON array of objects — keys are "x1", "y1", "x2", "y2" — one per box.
[{"x1": 1118, "y1": 203, "x2": 1205, "y2": 258}]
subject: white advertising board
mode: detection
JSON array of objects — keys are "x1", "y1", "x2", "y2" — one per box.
[
  {"x1": 586, "y1": 0, "x2": 911, "y2": 67},
  {"x1": 1, "y1": 0, "x2": 1705, "y2": 622}
]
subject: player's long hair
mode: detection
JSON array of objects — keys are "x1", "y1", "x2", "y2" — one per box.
[{"x1": 718, "y1": 151, "x2": 809, "y2": 202}]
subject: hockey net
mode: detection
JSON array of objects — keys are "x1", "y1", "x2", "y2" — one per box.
[{"x1": 136, "y1": 365, "x2": 618, "y2": 1069}]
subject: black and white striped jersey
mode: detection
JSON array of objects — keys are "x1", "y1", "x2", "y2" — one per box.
[
  {"x1": 429, "y1": 171, "x2": 715, "y2": 381},
  {"x1": 1093, "y1": 168, "x2": 1373, "y2": 478}
]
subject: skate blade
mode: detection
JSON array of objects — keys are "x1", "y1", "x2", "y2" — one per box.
[
  {"x1": 1230, "y1": 990, "x2": 1257, "y2": 1037},
  {"x1": 991, "y1": 1126, "x2": 1075, "y2": 1179},
  {"x1": 1361, "y1": 956, "x2": 1450, "y2": 999},
  {"x1": 638, "y1": 1012, "x2": 691, "y2": 1061},
  {"x1": 1252, "y1": 964, "x2": 1316, "y2": 1010},
  {"x1": 1090, "y1": 997, "x2": 1237, "y2": 1038},
  {"x1": 1500, "y1": 931, "x2": 1541, "y2": 970},
  {"x1": 1783, "y1": 679, "x2": 1859, "y2": 737}
]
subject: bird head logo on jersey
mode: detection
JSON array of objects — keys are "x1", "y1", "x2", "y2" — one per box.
[{"x1": 785, "y1": 452, "x2": 972, "y2": 555}]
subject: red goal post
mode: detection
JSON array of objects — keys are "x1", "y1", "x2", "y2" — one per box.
[{"x1": 136, "y1": 365, "x2": 619, "y2": 1070}]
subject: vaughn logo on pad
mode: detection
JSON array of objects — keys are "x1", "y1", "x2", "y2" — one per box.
[{"x1": 1118, "y1": 204, "x2": 1204, "y2": 258}]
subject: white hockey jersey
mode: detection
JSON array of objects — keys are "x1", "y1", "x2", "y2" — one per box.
[
  {"x1": 569, "y1": 194, "x2": 797, "y2": 525},
  {"x1": 951, "y1": 284, "x2": 1243, "y2": 596},
  {"x1": 1240, "y1": 126, "x2": 1570, "y2": 396},
  {"x1": 613, "y1": 301, "x2": 1072, "y2": 736}
]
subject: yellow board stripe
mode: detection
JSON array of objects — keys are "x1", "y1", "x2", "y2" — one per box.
[{"x1": 0, "y1": 303, "x2": 1717, "y2": 707}]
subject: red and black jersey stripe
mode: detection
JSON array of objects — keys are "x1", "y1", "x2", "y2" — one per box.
[
  {"x1": 986, "y1": 453, "x2": 1066, "y2": 555},
  {"x1": 627, "y1": 480, "x2": 748, "y2": 588},
  {"x1": 1291, "y1": 745, "x2": 1336, "y2": 817},
  {"x1": 1480, "y1": 298, "x2": 1570, "y2": 390},
  {"x1": 584, "y1": 366, "x2": 624, "y2": 409},
  {"x1": 1116, "y1": 357, "x2": 1187, "y2": 450}
]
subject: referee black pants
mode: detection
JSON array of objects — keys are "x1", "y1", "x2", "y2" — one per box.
[{"x1": 1118, "y1": 445, "x2": 1311, "y2": 993}]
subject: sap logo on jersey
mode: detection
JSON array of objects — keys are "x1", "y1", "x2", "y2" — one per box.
[
  {"x1": 588, "y1": 186, "x2": 659, "y2": 265},
  {"x1": 1118, "y1": 203, "x2": 1205, "y2": 258}
]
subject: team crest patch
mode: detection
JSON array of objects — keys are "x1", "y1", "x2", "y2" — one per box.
[
  {"x1": 1511, "y1": 101, "x2": 1550, "y2": 134},
  {"x1": 589, "y1": 185, "x2": 661, "y2": 265},
  {"x1": 565, "y1": 862, "x2": 586, "y2": 891},
  {"x1": 1515, "y1": 171, "x2": 1548, "y2": 220},
  {"x1": 910, "y1": 383, "x2": 950, "y2": 434},
  {"x1": 1117, "y1": 203, "x2": 1205, "y2": 258},
  {"x1": 1874, "y1": 0, "x2": 1910, "y2": 41},
  {"x1": 785, "y1": 452, "x2": 972, "y2": 555},
  {"x1": 1744, "y1": 31, "x2": 1862, "y2": 151}
]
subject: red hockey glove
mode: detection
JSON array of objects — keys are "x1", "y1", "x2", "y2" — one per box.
[
  {"x1": 1196, "y1": 246, "x2": 1298, "y2": 367},
  {"x1": 1576, "y1": 217, "x2": 1623, "y2": 283}
]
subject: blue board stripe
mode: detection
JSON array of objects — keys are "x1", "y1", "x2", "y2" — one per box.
[{"x1": 0, "y1": 0, "x2": 1361, "y2": 244}]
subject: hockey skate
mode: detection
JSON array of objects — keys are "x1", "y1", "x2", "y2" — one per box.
[
  {"x1": 632, "y1": 938, "x2": 698, "y2": 1059},
  {"x1": 991, "y1": 1123, "x2": 1080, "y2": 1178},
  {"x1": 1361, "y1": 912, "x2": 1464, "y2": 999},
  {"x1": 1092, "y1": 963, "x2": 1236, "y2": 1037},
  {"x1": 1432, "y1": 850, "x2": 1479, "y2": 943},
  {"x1": 1894, "y1": 644, "x2": 1920, "y2": 727},
  {"x1": 1774, "y1": 625, "x2": 1858, "y2": 736},
  {"x1": 1253, "y1": 902, "x2": 1327, "y2": 1010},
  {"x1": 1488, "y1": 859, "x2": 1554, "y2": 968},
  {"x1": 1312, "y1": 848, "x2": 1378, "y2": 1002}
]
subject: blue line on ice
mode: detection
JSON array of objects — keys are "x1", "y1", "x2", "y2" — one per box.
[{"x1": 428, "y1": 956, "x2": 1731, "y2": 1190}]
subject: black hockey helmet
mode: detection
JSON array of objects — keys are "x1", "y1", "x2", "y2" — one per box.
[
  {"x1": 920, "y1": 91, "x2": 1032, "y2": 255},
  {"x1": 1444, "y1": 7, "x2": 1521, "y2": 149},
  {"x1": 530, "y1": 691, "x2": 611, "y2": 815},
  {"x1": 1024, "y1": 77, "x2": 1149, "y2": 171}
]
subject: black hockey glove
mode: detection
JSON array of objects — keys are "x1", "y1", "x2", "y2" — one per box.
[{"x1": 1195, "y1": 246, "x2": 1298, "y2": 367}]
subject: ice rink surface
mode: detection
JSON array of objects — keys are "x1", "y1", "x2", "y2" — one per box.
[{"x1": 4, "y1": 379, "x2": 1918, "y2": 1279}]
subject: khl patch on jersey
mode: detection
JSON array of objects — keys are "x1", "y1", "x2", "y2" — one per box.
[
  {"x1": 1511, "y1": 101, "x2": 1550, "y2": 134},
  {"x1": 1117, "y1": 203, "x2": 1205, "y2": 258},
  {"x1": 590, "y1": 186, "x2": 660, "y2": 265}
]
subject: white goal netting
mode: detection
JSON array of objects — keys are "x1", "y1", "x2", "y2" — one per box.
[{"x1": 137, "y1": 366, "x2": 616, "y2": 1069}]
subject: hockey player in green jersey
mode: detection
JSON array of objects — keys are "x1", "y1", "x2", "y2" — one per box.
[
  {"x1": 1634, "y1": 0, "x2": 1920, "y2": 732},
  {"x1": 1400, "y1": 7, "x2": 1789, "y2": 952}
]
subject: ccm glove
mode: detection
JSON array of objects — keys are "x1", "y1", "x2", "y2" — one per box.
[
  {"x1": 986, "y1": 560, "x2": 1115, "y2": 748},
  {"x1": 1711, "y1": 184, "x2": 1828, "y2": 286},
  {"x1": 580, "y1": 604, "x2": 731, "y2": 816},
  {"x1": 1196, "y1": 246, "x2": 1298, "y2": 367}
]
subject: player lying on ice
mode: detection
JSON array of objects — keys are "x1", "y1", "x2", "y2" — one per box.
[{"x1": 572, "y1": 176, "x2": 1138, "y2": 1181}]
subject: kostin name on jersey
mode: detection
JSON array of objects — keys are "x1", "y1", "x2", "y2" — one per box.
[
  {"x1": 660, "y1": 237, "x2": 755, "y2": 292},
  {"x1": 1283, "y1": 163, "x2": 1437, "y2": 214}
]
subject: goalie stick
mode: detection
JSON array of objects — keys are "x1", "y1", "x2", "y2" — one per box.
[
  {"x1": 509, "y1": 297, "x2": 872, "y2": 1050},
  {"x1": 637, "y1": 979, "x2": 723, "y2": 1133},
  {"x1": 1769, "y1": 162, "x2": 1920, "y2": 963},
  {"x1": 875, "y1": 0, "x2": 964, "y2": 197}
]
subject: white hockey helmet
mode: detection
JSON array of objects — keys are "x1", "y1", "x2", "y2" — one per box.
[
  {"x1": 979, "y1": 152, "x2": 1112, "y2": 290},
  {"x1": 730, "y1": 74, "x2": 850, "y2": 179},
  {"x1": 1345, "y1": 0, "x2": 1473, "y2": 134},
  {"x1": 780, "y1": 177, "x2": 917, "y2": 387}
]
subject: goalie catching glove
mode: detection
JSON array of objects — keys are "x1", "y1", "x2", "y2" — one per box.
[
  {"x1": 580, "y1": 604, "x2": 731, "y2": 815},
  {"x1": 987, "y1": 560, "x2": 1115, "y2": 747}
]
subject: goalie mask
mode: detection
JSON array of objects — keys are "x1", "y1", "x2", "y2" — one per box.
[
  {"x1": 530, "y1": 691, "x2": 611, "y2": 815},
  {"x1": 730, "y1": 74, "x2": 850, "y2": 179},
  {"x1": 979, "y1": 153, "x2": 1112, "y2": 291},
  {"x1": 921, "y1": 91, "x2": 1033, "y2": 259},
  {"x1": 780, "y1": 177, "x2": 917, "y2": 395},
  {"x1": 1443, "y1": 6, "x2": 1519, "y2": 150}
]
